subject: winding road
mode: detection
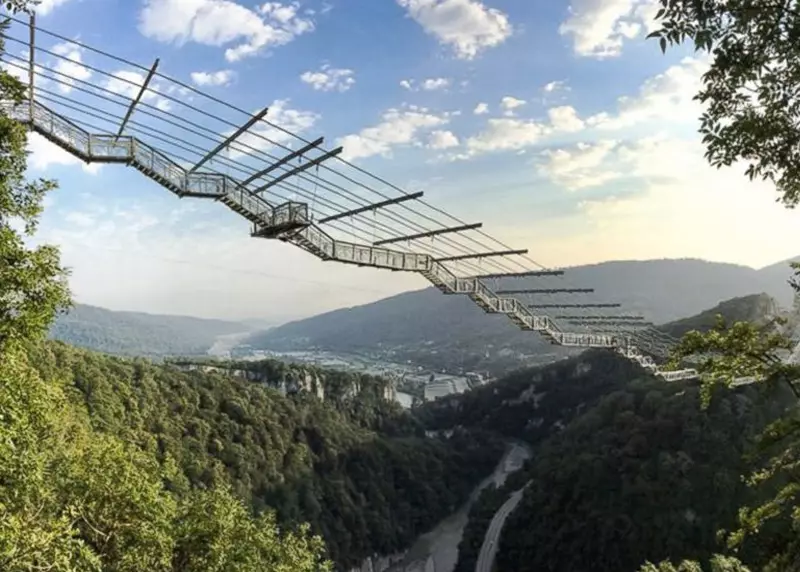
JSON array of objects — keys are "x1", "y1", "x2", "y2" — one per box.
[{"x1": 474, "y1": 487, "x2": 526, "y2": 572}]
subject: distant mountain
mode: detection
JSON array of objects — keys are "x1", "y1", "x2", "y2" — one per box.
[
  {"x1": 242, "y1": 258, "x2": 799, "y2": 374},
  {"x1": 50, "y1": 303, "x2": 250, "y2": 357}
]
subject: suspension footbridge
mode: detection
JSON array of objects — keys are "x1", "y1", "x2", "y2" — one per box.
[{"x1": 2, "y1": 15, "x2": 794, "y2": 383}]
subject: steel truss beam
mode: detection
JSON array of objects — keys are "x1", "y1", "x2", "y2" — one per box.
[
  {"x1": 116, "y1": 58, "x2": 159, "y2": 140},
  {"x1": 242, "y1": 136, "x2": 324, "y2": 187},
  {"x1": 555, "y1": 315, "x2": 645, "y2": 320},
  {"x1": 496, "y1": 288, "x2": 594, "y2": 295},
  {"x1": 568, "y1": 320, "x2": 653, "y2": 327},
  {"x1": 319, "y1": 191, "x2": 424, "y2": 224},
  {"x1": 434, "y1": 249, "x2": 528, "y2": 263},
  {"x1": 190, "y1": 107, "x2": 269, "y2": 174},
  {"x1": 374, "y1": 222, "x2": 483, "y2": 246},
  {"x1": 253, "y1": 146, "x2": 343, "y2": 195},
  {"x1": 528, "y1": 303, "x2": 622, "y2": 309},
  {"x1": 476, "y1": 270, "x2": 564, "y2": 279}
]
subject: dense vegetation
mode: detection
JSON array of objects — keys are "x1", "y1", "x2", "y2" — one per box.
[
  {"x1": 0, "y1": 6, "x2": 334, "y2": 567},
  {"x1": 495, "y1": 378, "x2": 791, "y2": 571},
  {"x1": 50, "y1": 303, "x2": 248, "y2": 357},
  {"x1": 32, "y1": 343, "x2": 503, "y2": 568}
]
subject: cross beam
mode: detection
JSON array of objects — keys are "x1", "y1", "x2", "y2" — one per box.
[
  {"x1": 567, "y1": 320, "x2": 653, "y2": 327},
  {"x1": 189, "y1": 107, "x2": 269, "y2": 174},
  {"x1": 496, "y1": 288, "x2": 594, "y2": 295},
  {"x1": 555, "y1": 315, "x2": 645, "y2": 321},
  {"x1": 374, "y1": 222, "x2": 483, "y2": 246},
  {"x1": 529, "y1": 303, "x2": 622, "y2": 309},
  {"x1": 253, "y1": 146, "x2": 343, "y2": 195},
  {"x1": 475, "y1": 270, "x2": 564, "y2": 279},
  {"x1": 242, "y1": 136, "x2": 324, "y2": 187},
  {"x1": 116, "y1": 58, "x2": 159, "y2": 140},
  {"x1": 434, "y1": 249, "x2": 528, "y2": 263},
  {"x1": 319, "y1": 191, "x2": 424, "y2": 224}
]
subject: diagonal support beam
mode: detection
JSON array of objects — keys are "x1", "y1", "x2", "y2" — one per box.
[
  {"x1": 497, "y1": 288, "x2": 593, "y2": 295},
  {"x1": 253, "y1": 146, "x2": 343, "y2": 195},
  {"x1": 374, "y1": 222, "x2": 483, "y2": 247},
  {"x1": 116, "y1": 58, "x2": 159, "y2": 140},
  {"x1": 435, "y1": 249, "x2": 528, "y2": 263},
  {"x1": 190, "y1": 106, "x2": 269, "y2": 174},
  {"x1": 242, "y1": 136, "x2": 324, "y2": 187},
  {"x1": 319, "y1": 191, "x2": 424, "y2": 224},
  {"x1": 475, "y1": 270, "x2": 564, "y2": 279}
]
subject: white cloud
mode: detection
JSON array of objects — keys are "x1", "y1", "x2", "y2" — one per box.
[
  {"x1": 500, "y1": 96, "x2": 526, "y2": 116},
  {"x1": 400, "y1": 77, "x2": 451, "y2": 92},
  {"x1": 397, "y1": 0, "x2": 512, "y2": 59},
  {"x1": 139, "y1": 0, "x2": 315, "y2": 62},
  {"x1": 37, "y1": 198, "x2": 424, "y2": 322},
  {"x1": 105, "y1": 70, "x2": 173, "y2": 111},
  {"x1": 337, "y1": 105, "x2": 449, "y2": 161},
  {"x1": 538, "y1": 140, "x2": 619, "y2": 190},
  {"x1": 473, "y1": 102, "x2": 489, "y2": 115},
  {"x1": 587, "y1": 56, "x2": 708, "y2": 130},
  {"x1": 300, "y1": 65, "x2": 355, "y2": 92},
  {"x1": 559, "y1": 136, "x2": 800, "y2": 267},
  {"x1": 28, "y1": 133, "x2": 101, "y2": 174},
  {"x1": 460, "y1": 105, "x2": 586, "y2": 158},
  {"x1": 548, "y1": 105, "x2": 585, "y2": 133},
  {"x1": 51, "y1": 42, "x2": 92, "y2": 94},
  {"x1": 422, "y1": 77, "x2": 450, "y2": 91},
  {"x1": 543, "y1": 80, "x2": 568, "y2": 93},
  {"x1": 559, "y1": 0, "x2": 660, "y2": 58},
  {"x1": 229, "y1": 99, "x2": 319, "y2": 158},
  {"x1": 34, "y1": 0, "x2": 72, "y2": 15},
  {"x1": 465, "y1": 117, "x2": 548, "y2": 155},
  {"x1": 427, "y1": 130, "x2": 459, "y2": 149},
  {"x1": 190, "y1": 70, "x2": 235, "y2": 87}
]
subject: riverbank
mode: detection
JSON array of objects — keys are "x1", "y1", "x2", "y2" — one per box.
[{"x1": 385, "y1": 442, "x2": 531, "y2": 572}]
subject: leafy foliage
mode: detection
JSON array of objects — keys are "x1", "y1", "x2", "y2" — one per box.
[
  {"x1": 28, "y1": 342, "x2": 504, "y2": 569},
  {"x1": 640, "y1": 555, "x2": 752, "y2": 572},
  {"x1": 0, "y1": 18, "x2": 69, "y2": 351},
  {"x1": 0, "y1": 20, "x2": 331, "y2": 570},
  {"x1": 492, "y1": 377, "x2": 789, "y2": 572},
  {"x1": 649, "y1": 0, "x2": 800, "y2": 206}
]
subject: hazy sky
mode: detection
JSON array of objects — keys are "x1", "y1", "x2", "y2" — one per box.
[{"x1": 10, "y1": 0, "x2": 799, "y2": 322}]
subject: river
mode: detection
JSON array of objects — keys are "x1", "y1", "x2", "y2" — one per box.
[{"x1": 386, "y1": 443, "x2": 531, "y2": 572}]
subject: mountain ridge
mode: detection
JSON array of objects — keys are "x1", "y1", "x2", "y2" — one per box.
[
  {"x1": 50, "y1": 303, "x2": 252, "y2": 357},
  {"x1": 242, "y1": 257, "x2": 799, "y2": 373}
]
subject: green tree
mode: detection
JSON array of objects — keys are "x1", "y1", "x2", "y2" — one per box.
[
  {"x1": 640, "y1": 555, "x2": 752, "y2": 572},
  {"x1": 648, "y1": 0, "x2": 800, "y2": 206},
  {"x1": 657, "y1": 274, "x2": 800, "y2": 570},
  {"x1": 0, "y1": 4, "x2": 333, "y2": 569},
  {"x1": 0, "y1": 15, "x2": 70, "y2": 350}
]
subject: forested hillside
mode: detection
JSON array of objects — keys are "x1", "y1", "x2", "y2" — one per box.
[
  {"x1": 29, "y1": 341, "x2": 503, "y2": 569},
  {"x1": 419, "y1": 348, "x2": 794, "y2": 572},
  {"x1": 657, "y1": 293, "x2": 780, "y2": 339},
  {"x1": 50, "y1": 303, "x2": 249, "y2": 357},
  {"x1": 244, "y1": 258, "x2": 797, "y2": 374}
]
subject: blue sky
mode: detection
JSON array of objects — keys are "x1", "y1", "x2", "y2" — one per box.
[{"x1": 7, "y1": 0, "x2": 799, "y2": 321}]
